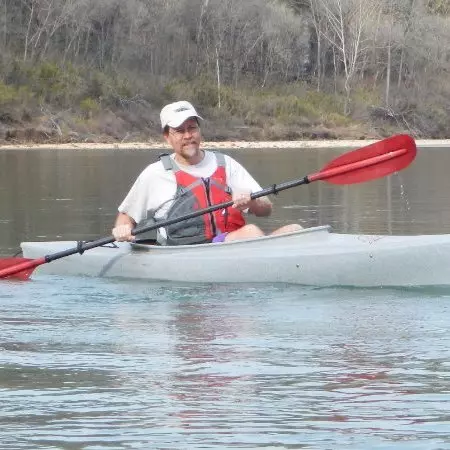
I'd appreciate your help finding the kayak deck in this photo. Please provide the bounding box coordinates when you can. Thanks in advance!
[20,225,450,287]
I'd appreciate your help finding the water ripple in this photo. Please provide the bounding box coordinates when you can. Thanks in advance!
[0,278,450,448]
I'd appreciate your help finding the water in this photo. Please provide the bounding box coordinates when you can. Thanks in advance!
[1,146,450,448]
[2,277,450,449]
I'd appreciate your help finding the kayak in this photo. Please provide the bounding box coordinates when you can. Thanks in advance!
[20,225,450,287]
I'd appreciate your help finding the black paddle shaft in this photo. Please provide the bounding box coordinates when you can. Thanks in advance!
[44,176,310,263]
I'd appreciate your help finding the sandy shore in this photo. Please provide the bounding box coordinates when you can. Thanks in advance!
[0,139,449,150]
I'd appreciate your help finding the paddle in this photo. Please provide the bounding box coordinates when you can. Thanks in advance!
[0,134,416,280]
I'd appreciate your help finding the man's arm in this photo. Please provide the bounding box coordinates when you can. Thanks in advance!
[248,196,272,216]
[112,212,137,241]
[232,192,273,217]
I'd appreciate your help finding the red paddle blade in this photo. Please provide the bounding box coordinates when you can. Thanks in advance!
[311,134,417,185]
[0,257,40,280]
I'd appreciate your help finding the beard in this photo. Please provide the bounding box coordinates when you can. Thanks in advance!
[176,140,203,165]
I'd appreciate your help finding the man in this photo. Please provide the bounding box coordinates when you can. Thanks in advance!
[112,100,301,244]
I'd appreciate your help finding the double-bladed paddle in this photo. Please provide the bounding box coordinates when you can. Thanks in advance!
[0,134,417,280]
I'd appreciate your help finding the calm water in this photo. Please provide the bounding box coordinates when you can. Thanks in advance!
[1,146,450,449]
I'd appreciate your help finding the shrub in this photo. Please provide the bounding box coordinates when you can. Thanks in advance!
[0,81,18,104]
[28,62,82,106]
[80,97,100,117]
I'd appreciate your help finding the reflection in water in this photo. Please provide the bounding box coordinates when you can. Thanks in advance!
[168,299,253,429]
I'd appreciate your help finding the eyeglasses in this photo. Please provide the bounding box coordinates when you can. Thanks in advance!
[169,125,200,138]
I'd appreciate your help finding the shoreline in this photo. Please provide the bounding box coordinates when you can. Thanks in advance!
[0,139,449,150]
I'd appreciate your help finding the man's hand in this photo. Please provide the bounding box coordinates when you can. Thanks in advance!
[232,191,253,211]
[112,213,136,241]
[232,191,272,216]
[112,224,135,242]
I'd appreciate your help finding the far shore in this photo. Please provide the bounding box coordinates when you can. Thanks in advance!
[0,139,449,150]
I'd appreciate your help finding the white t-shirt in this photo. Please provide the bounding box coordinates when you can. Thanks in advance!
[118,151,263,224]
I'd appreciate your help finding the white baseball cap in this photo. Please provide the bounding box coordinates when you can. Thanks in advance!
[160,101,203,129]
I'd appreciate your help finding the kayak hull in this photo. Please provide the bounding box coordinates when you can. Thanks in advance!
[20,226,450,287]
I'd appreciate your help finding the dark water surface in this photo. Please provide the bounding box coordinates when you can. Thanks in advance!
[1,146,450,449]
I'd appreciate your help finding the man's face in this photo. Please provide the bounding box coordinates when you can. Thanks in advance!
[164,118,202,164]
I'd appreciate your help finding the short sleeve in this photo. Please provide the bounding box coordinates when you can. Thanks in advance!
[224,154,263,193]
[118,172,149,224]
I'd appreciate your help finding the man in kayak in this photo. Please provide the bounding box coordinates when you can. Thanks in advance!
[112,100,301,245]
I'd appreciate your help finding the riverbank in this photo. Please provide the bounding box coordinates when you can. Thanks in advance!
[0,139,449,150]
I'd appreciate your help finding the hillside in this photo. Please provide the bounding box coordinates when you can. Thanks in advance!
[1,0,450,144]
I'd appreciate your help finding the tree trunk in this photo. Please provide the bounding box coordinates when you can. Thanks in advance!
[385,39,391,107]
[215,46,221,108]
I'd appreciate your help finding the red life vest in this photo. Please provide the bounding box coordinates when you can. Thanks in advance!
[156,152,246,245]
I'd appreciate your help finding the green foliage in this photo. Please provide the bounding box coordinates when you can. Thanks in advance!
[427,0,450,15]
[161,78,357,133]
[164,76,219,107]
[219,86,248,115]
[30,62,64,101]
[0,81,32,105]
[274,95,319,119]
[353,87,381,105]
[194,82,220,107]
[163,77,356,126]
[86,72,109,99]
[6,60,29,86]
[116,78,132,98]
[0,59,143,116]
[422,104,449,136]
[0,81,19,104]
[27,62,82,106]
[2,57,450,140]
[322,111,352,127]
[305,91,343,112]
[80,97,100,116]
[85,71,135,107]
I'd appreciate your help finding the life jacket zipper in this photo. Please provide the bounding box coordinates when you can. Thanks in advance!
[202,178,217,236]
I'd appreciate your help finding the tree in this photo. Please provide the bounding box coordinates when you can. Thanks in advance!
[315,0,382,114]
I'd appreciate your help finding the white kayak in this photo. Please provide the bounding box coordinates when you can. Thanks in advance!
[20,225,450,287]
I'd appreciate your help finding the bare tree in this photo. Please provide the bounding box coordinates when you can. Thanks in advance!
[314,0,382,113]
